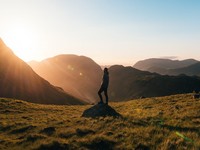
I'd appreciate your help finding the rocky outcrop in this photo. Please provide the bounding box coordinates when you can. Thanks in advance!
[82,104,121,118]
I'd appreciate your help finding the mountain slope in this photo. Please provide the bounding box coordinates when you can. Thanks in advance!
[0,39,83,105]
[0,94,199,149]
[109,65,200,101]
[28,55,102,103]
[167,62,200,76]
[133,58,198,74]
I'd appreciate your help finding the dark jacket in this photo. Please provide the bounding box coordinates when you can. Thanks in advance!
[101,72,109,88]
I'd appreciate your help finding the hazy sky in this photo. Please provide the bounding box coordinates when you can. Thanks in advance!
[0,0,200,65]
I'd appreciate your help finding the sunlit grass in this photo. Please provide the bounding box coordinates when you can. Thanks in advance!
[0,94,199,149]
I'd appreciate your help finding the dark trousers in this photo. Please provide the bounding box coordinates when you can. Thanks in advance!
[98,86,108,103]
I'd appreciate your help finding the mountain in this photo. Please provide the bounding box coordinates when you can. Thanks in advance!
[0,39,83,105]
[109,65,200,101]
[133,58,199,74]
[166,62,200,76]
[29,54,200,103]
[28,55,102,103]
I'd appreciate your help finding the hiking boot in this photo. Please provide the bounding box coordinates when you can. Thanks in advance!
[98,101,104,105]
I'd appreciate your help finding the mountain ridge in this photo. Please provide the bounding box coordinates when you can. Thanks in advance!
[28,54,102,103]
[0,39,83,105]
[133,58,200,75]
[29,55,200,102]
[109,65,200,101]
[133,58,199,72]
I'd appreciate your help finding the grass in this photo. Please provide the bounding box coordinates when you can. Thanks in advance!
[0,94,200,149]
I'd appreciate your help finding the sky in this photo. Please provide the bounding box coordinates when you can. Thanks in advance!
[0,0,200,65]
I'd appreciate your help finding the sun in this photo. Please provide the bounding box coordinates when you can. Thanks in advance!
[2,24,37,61]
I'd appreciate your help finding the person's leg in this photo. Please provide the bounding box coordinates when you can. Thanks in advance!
[98,87,104,103]
[104,89,108,104]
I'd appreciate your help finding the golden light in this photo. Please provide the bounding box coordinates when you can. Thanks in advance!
[2,24,37,61]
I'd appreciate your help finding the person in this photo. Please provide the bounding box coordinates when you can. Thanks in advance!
[193,90,200,99]
[98,68,109,104]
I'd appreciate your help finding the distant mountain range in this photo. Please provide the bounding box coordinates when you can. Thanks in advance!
[1,38,200,103]
[0,39,83,105]
[133,58,200,76]
[29,56,200,102]
[109,65,200,101]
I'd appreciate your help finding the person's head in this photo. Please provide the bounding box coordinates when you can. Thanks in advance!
[104,68,108,74]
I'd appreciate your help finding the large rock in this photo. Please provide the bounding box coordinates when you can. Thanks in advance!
[82,104,121,118]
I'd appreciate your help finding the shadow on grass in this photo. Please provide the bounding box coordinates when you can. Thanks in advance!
[0,125,13,132]
[26,134,45,142]
[36,141,69,150]
[10,125,36,134]
[161,124,200,134]
[135,143,150,150]
[81,136,116,150]
[59,132,75,139]
[76,128,95,137]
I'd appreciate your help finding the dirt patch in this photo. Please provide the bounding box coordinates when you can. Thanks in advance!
[82,136,116,150]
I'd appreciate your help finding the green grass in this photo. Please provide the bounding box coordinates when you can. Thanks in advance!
[0,94,200,149]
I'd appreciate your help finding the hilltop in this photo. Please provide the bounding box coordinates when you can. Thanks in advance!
[0,94,199,149]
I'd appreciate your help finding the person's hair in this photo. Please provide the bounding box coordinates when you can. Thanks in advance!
[104,68,109,74]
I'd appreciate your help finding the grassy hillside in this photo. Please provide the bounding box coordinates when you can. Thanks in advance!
[0,94,200,149]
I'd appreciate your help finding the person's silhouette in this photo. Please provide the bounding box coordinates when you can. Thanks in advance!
[98,68,109,104]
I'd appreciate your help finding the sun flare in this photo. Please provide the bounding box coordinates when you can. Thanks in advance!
[2,24,37,61]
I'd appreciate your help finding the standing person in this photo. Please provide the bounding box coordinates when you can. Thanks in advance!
[98,68,109,104]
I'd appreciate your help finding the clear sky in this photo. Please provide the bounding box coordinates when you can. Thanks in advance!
[0,0,200,65]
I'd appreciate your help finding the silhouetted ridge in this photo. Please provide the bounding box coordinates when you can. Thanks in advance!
[134,58,198,70]
[109,65,200,101]
[133,58,199,75]
[0,38,13,54]
[0,38,5,47]
[0,39,83,105]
